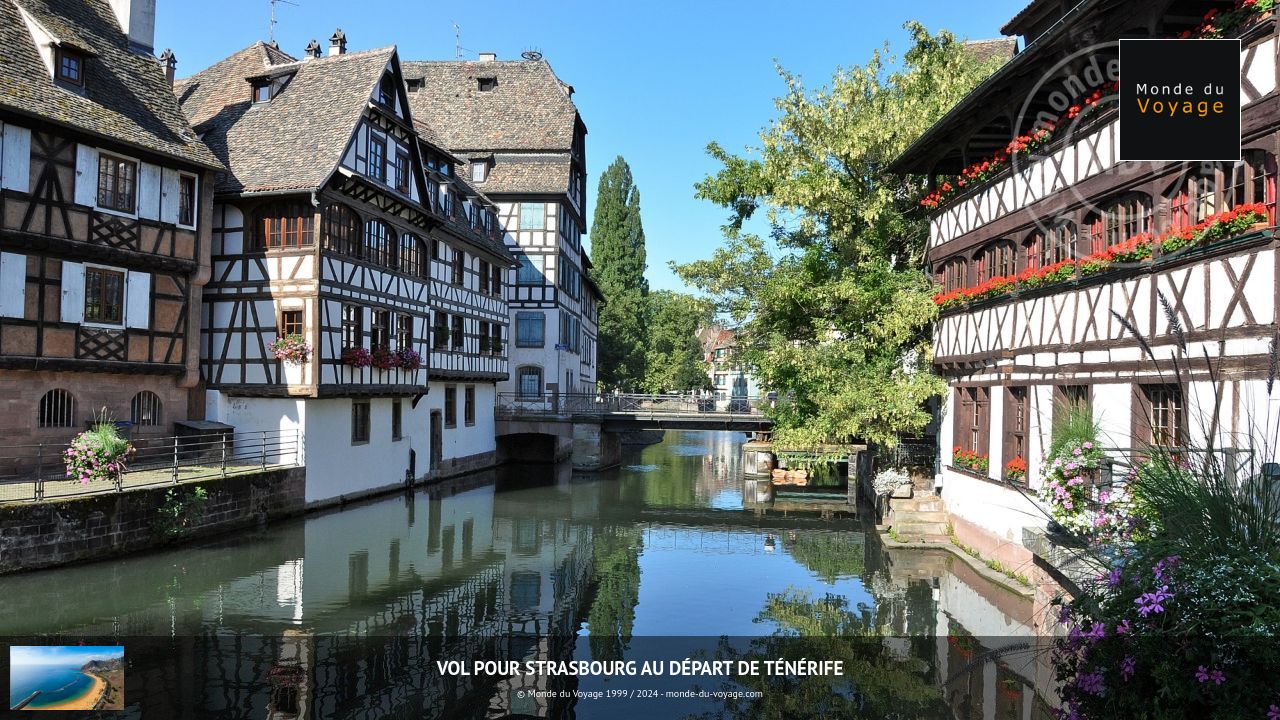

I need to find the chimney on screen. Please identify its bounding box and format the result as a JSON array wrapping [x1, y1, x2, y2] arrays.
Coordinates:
[[478, 52, 496, 62], [328, 28, 347, 56], [109, 0, 156, 53], [304, 39, 322, 59], [158, 48, 176, 85]]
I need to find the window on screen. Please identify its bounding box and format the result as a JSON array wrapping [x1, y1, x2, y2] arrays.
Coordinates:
[[55, 47, 84, 86], [1027, 222, 1075, 269], [96, 154, 137, 213], [400, 233, 426, 277], [444, 386, 457, 428], [1088, 194, 1149, 254], [491, 265, 503, 296], [1170, 171, 1216, 228], [558, 256, 582, 299], [479, 260, 491, 293], [341, 305, 363, 349], [368, 135, 386, 182], [516, 312, 545, 347], [396, 314, 413, 350], [715, 374, 726, 387], [477, 77, 497, 92], [464, 386, 476, 426], [433, 312, 449, 350], [977, 241, 1016, 281], [322, 203, 361, 256], [451, 315, 464, 350], [452, 250, 465, 285], [1143, 385, 1184, 447], [178, 175, 196, 226], [252, 81, 272, 103], [518, 203, 545, 230], [937, 258, 967, 293], [432, 239, 444, 261], [130, 391, 162, 427], [1231, 150, 1277, 222], [394, 151, 410, 194], [84, 266, 125, 325], [954, 386, 989, 458], [391, 399, 402, 441], [517, 366, 543, 399], [559, 314, 580, 353], [38, 389, 76, 428], [1004, 387, 1028, 480], [351, 400, 370, 444], [378, 74, 396, 107], [258, 202, 314, 248], [279, 309, 303, 337], [471, 161, 487, 182], [516, 254, 544, 285], [364, 221, 393, 267], [371, 309, 391, 350]]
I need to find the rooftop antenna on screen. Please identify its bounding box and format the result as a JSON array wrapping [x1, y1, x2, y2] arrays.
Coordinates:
[[452, 20, 464, 59], [269, 0, 298, 44]]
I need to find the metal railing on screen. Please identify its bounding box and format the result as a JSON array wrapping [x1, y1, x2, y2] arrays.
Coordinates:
[[0, 429, 303, 503], [495, 392, 772, 419]]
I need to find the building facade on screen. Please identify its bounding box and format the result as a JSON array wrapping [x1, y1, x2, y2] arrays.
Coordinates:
[[892, 1, 1280, 546], [698, 326, 760, 409], [403, 54, 602, 402], [177, 34, 511, 505], [0, 0, 220, 455]]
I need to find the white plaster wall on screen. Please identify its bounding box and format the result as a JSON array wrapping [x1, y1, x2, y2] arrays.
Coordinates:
[[941, 469, 1047, 545], [303, 397, 416, 504], [422, 381, 498, 461], [204, 391, 306, 465], [938, 392, 955, 472], [988, 387, 1005, 480], [1093, 382, 1132, 449]]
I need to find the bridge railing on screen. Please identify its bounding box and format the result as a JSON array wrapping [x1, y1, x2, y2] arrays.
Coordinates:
[[496, 392, 772, 418]]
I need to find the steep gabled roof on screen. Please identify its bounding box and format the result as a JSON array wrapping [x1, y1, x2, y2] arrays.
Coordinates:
[[177, 44, 395, 194], [401, 58, 582, 152], [964, 38, 1018, 66], [465, 152, 572, 196], [0, 0, 220, 169]]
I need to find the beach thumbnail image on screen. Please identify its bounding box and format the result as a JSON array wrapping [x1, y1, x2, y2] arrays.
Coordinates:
[[9, 646, 124, 711]]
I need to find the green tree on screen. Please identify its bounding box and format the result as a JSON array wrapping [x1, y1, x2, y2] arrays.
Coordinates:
[[674, 23, 1004, 447], [642, 290, 713, 393], [591, 156, 649, 390]]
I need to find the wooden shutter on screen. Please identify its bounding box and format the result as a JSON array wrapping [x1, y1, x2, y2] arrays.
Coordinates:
[[1089, 214, 1105, 254], [73, 143, 98, 206], [138, 163, 162, 220], [0, 252, 25, 319], [1, 124, 31, 193], [160, 168, 181, 225], [125, 271, 150, 329], [1170, 185, 1190, 228], [60, 261, 84, 324]]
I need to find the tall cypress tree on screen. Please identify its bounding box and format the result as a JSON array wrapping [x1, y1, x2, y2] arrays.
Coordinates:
[[590, 156, 649, 390]]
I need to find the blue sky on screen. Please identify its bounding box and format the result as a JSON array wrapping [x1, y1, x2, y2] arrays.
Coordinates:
[[10, 646, 123, 667], [160, 0, 1026, 292]]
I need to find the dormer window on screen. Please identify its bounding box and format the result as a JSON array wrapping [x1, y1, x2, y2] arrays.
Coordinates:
[[477, 77, 497, 92], [471, 160, 487, 182], [378, 74, 396, 107], [55, 47, 84, 87], [253, 81, 272, 103]]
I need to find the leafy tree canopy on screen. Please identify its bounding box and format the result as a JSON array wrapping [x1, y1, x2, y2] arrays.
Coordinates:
[[591, 156, 650, 390], [643, 290, 715, 393], [674, 23, 1004, 446]]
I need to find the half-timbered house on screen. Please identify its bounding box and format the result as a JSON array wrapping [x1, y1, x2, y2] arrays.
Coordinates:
[[0, 0, 221, 449], [403, 53, 603, 401], [415, 120, 517, 477], [177, 34, 449, 505], [890, 1, 1280, 549]]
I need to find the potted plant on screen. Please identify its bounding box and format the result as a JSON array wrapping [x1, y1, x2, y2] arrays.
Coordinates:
[[64, 411, 135, 485], [371, 347, 396, 370], [395, 347, 422, 370], [1005, 455, 1027, 483], [341, 346, 372, 368], [271, 334, 312, 366]]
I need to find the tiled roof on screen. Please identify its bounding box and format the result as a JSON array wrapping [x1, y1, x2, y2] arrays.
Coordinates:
[[466, 152, 572, 196], [964, 38, 1018, 66], [177, 44, 394, 194], [0, 0, 220, 169], [401, 59, 581, 152]]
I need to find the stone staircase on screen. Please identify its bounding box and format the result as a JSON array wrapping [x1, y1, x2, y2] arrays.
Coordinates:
[[887, 491, 950, 543]]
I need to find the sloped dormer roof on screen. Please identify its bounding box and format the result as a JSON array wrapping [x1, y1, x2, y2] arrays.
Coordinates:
[[177, 43, 396, 194], [0, 0, 220, 169]]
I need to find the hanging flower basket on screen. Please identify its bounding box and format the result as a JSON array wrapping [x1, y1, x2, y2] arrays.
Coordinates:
[[952, 446, 989, 473], [341, 347, 372, 368], [271, 334, 312, 366], [371, 347, 397, 370], [64, 420, 135, 485], [395, 347, 422, 370]]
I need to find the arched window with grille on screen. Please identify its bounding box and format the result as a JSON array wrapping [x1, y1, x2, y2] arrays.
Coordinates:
[[1086, 193, 1150, 254], [321, 203, 361, 257], [400, 233, 427, 277], [976, 240, 1016, 282], [936, 258, 968, 292], [256, 202, 314, 249], [1169, 170, 1217, 228], [1026, 222, 1075, 269], [38, 389, 76, 428], [364, 220, 393, 267], [130, 391, 162, 427], [1230, 150, 1277, 222]]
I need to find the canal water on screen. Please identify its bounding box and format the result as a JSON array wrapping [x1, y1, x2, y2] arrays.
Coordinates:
[[0, 431, 1052, 719]]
